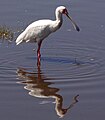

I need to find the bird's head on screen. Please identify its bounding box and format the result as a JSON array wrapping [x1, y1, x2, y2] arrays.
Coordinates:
[[57, 6, 80, 32]]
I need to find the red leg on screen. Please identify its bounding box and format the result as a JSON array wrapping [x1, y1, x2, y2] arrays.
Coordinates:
[[37, 41, 42, 66], [37, 57, 41, 67]]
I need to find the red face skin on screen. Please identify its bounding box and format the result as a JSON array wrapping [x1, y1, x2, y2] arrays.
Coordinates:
[[62, 8, 80, 32], [62, 9, 68, 15]]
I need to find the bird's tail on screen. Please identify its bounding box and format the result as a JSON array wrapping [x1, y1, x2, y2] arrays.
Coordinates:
[[16, 39, 22, 45], [16, 32, 25, 45]]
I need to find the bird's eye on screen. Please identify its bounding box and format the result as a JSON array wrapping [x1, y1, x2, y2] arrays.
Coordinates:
[[62, 9, 68, 14]]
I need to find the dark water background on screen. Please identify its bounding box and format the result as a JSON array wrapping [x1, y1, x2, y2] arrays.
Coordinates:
[[0, 0, 105, 120]]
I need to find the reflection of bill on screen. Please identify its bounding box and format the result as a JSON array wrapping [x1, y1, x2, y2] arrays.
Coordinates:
[[17, 67, 79, 118]]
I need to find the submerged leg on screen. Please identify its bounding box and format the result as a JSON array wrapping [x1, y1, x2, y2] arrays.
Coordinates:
[[37, 41, 42, 66]]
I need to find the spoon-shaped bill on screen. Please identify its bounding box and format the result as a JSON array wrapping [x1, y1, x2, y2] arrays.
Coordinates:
[[66, 14, 80, 32]]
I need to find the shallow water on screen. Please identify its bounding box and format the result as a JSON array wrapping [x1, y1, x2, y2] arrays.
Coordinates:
[[0, 0, 105, 120]]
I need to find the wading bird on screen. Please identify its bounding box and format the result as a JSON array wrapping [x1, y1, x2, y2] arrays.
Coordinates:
[[16, 6, 80, 66]]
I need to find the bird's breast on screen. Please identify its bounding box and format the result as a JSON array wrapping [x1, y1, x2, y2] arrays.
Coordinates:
[[50, 20, 62, 32]]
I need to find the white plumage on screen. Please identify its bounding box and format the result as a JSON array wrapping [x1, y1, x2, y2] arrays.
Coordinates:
[[16, 6, 80, 66], [16, 20, 56, 45]]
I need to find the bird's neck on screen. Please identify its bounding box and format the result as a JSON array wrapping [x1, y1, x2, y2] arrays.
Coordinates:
[[51, 11, 63, 32], [55, 10, 63, 26], [55, 10, 63, 22], [50, 11, 63, 33]]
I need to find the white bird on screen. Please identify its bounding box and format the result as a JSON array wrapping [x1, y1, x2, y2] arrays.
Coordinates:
[[16, 6, 80, 66]]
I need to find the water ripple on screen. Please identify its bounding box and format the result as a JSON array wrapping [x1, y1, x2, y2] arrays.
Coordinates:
[[0, 43, 105, 110]]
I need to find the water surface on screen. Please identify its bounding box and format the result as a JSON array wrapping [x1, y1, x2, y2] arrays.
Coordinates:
[[0, 0, 105, 120]]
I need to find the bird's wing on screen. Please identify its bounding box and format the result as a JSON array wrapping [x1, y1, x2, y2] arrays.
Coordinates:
[[16, 20, 53, 45], [16, 27, 39, 45], [24, 23, 52, 42]]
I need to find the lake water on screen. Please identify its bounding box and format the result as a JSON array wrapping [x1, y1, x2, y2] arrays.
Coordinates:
[[0, 0, 105, 120]]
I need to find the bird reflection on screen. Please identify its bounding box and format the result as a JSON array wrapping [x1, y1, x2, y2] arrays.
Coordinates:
[[17, 66, 79, 118]]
